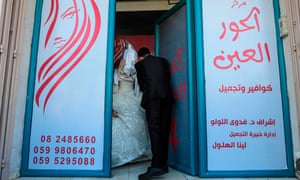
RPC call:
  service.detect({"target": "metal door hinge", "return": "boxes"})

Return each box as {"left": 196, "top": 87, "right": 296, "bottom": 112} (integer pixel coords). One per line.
{"left": 1, "top": 159, "right": 5, "bottom": 169}
{"left": 0, "top": 44, "right": 3, "bottom": 54}
{"left": 292, "top": 44, "right": 297, "bottom": 52}
{"left": 13, "top": 50, "right": 17, "bottom": 59}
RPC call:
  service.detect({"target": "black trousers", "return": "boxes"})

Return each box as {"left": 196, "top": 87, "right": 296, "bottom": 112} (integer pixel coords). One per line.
{"left": 145, "top": 98, "right": 173, "bottom": 168}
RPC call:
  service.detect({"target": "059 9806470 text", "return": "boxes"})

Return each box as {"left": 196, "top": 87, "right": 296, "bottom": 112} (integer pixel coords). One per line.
{"left": 30, "top": 135, "right": 98, "bottom": 167}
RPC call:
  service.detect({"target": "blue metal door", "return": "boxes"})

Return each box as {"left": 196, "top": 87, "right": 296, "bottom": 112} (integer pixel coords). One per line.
{"left": 155, "top": 0, "right": 198, "bottom": 176}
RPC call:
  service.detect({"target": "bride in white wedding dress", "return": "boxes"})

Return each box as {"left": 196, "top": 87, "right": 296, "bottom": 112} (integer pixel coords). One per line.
{"left": 111, "top": 41, "right": 152, "bottom": 168}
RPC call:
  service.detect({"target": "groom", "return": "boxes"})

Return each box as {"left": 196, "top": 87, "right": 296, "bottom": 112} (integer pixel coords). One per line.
{"left": 135, "top": 47, "right": 174, "bottom": 180}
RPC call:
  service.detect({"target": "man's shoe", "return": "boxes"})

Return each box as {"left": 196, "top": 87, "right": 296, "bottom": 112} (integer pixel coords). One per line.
{"left": 162, "top": 165, "right": 169, "bottom": 173}
{"left": 138, "top": 167, "right": 168, "bottom": 180}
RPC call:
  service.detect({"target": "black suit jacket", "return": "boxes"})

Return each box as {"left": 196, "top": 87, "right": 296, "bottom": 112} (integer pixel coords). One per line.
{"left": 135, "top": 55, "right": 174, "bottom": 108}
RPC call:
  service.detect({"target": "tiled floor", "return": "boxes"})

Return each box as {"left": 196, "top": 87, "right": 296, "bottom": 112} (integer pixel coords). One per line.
{"left": 15, "top": 160, "right": 298, "bottom": 180}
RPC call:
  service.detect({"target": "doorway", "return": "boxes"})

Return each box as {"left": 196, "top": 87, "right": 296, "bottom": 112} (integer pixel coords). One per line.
{"left": 111, "top": 0, "right": 175, "bottom": 170}
{"left": 112, "top": 0, "right": 199, "bottom": 176}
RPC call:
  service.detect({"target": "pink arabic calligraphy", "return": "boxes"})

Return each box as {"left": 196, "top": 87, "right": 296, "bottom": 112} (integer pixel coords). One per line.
{"left": 213, "top": 42, "right": 270, "bottom": 70}
{"left": 219, "top": 84, "right": 273, "bottom": 94}
{"left": 220, "top": 7, "right": 260, "bottom": 42}
{"left": 173, "top": 81, "right": 187, "bottom": 101}
{"left": 169, "top": 116, "right": 179, "bottom": 151}
{"left": 170, "top": 47, "right": 183, "bottom": 75}
{"left": 231, "top": 0, "right": 247, "bottom": 8}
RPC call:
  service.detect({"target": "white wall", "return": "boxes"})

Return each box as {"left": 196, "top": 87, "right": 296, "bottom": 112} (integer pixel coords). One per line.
{"left": 9, "top": 1, "right": 36, "bottom": 179}
{"left": 0, "top": 0, "right": 2, "bottom": 17}
{"left": 279, "top": 0, "right": 300, "bottom": 162}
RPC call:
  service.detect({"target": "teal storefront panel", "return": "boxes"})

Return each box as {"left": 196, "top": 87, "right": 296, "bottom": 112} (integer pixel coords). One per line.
{"left": 195, "top": 0, "right": 294, "bottom": 177}
{"left": 21, "top": 0, "right": 115, "bottom": 177}
{"left": 155, "top": 0, "right": 198, "bottom": 176}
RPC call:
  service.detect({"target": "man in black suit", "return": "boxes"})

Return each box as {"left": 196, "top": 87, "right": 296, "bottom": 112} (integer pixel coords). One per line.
{"left": 135, "top": 47, "right": 174, "bottom": 180}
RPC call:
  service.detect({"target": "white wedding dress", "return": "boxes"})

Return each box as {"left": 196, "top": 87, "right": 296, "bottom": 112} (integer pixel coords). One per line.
{"left": 111, "top": 44, "right": 152, "bottom": 168}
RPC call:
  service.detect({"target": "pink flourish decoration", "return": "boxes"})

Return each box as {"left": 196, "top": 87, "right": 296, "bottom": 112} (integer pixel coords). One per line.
{"left": 35, "top": 0, "right": 101, "bottom": 112}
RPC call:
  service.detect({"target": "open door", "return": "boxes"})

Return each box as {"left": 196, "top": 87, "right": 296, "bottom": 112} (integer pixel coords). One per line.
{"left": 155, "top": 0, "right": 198, "bottom": 176}
{"left": 156, "top": 0, "right": 295, "bottom": 178}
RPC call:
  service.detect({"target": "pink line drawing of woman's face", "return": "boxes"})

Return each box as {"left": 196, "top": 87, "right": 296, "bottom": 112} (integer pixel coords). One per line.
{"left": 35, "top": 0, "right": 101, "bottom": 112}
{"left": 44, "top": 1, "right": 80, "bottom": 49}
{"left": 52, "top": 6, "right": 78, "bottom": 48}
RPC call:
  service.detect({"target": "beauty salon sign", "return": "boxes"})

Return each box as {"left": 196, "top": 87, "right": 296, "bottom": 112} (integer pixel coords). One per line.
{"left": 202, "top": 0, "right": 289, "bottom": 171}
{"left": 22, "top": 0, "right": 113, "bottom": 177}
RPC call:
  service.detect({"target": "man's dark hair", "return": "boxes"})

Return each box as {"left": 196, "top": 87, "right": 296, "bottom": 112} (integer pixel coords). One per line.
{"left": 138, "top": 47, "right": 150, "bottom": 57}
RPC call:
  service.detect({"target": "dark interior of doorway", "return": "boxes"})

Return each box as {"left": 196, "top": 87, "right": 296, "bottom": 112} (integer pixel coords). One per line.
{"left": 115, "top": 11, "right": 167, "bottom": 35}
